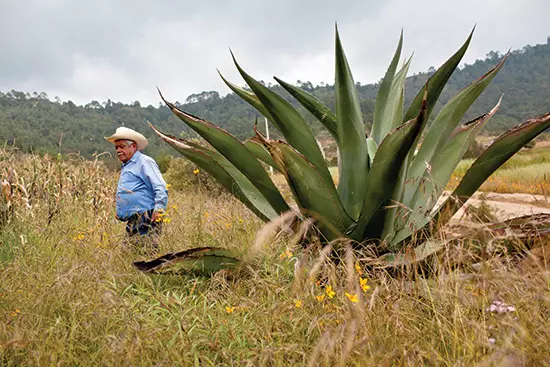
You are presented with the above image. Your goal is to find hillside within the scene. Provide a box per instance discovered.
[1,39,549,161]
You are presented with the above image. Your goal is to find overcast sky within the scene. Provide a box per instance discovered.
[1,0,549,106]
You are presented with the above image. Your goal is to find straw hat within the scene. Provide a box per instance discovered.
[105,127,148,150]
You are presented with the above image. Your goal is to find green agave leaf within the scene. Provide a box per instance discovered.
[366,137,378,166]
[392,101,502,246]
[133,247,240,275]
[231,53,333,187]
[373,55,413,143]
[274,76,338,140]
[371,31,403,144]
[218,70,274,121]
[149,123,279,221]
[374,240,446,268]
[437,112,550,224]
[335,26,369,220]
[402,56,507,208]
[403,28,474,123]
[244,136,278,170]
[158,90,289,214]
[350,98,427,242]
[256,131,353,241]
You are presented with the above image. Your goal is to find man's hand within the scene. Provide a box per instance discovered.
[151,211,162,223]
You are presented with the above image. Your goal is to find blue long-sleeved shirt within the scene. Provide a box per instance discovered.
[116,151,168,221]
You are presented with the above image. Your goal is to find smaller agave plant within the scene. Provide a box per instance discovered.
[149,26,550,266]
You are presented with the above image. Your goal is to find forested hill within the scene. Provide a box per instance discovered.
[1,39,549,161]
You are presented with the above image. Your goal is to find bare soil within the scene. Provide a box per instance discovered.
[452,192,550,222]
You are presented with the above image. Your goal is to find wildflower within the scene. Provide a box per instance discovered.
[295,300,303,308]
[225,222,231,228]
[164,218,172,224]
[165,183,171,190]
[316,294,325,302]
[73,233,85,241]
[204,211,209,218]
[193,168,200,175]
[279,249,293,259]
[345,292,358,303]
[359,277,370,292]
[325,286,336,299]
[238,218,244,224]
[355,262,363,275]
[225,306,235,313]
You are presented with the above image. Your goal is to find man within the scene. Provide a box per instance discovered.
[105,127,168,251]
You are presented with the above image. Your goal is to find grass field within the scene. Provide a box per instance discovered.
[1,149,550,365]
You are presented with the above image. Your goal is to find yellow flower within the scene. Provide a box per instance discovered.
[279,249,293,259]
[225,306,235,313]
[193,168,200,175]
[325,286,336,299]
[238,218,244,224]
[164,218,172,224]
[204,211,209,218]
[359,277,370,292]
[316,294,325,302]
[355,262,363,275]
[295,300,303,308]
[165,183,171,190]
[73,233,85,241]
[345,292,358,303]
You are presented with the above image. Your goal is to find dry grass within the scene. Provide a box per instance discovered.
[1,149,550,365]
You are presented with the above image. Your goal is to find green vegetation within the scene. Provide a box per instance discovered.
[153,28,550,265]
[451,145,550,195]
[1,148,550,365]
[1,40,549,161]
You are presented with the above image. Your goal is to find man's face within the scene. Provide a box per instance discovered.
[114,140,137,163]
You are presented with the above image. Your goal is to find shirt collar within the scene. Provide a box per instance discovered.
[123,150,141,167]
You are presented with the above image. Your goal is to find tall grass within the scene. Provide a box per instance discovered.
[1,149,550,365]
[449,147,550,195]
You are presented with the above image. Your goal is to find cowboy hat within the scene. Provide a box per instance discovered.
[105,127,148,150]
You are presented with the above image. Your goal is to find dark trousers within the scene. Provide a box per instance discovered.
[125,210,162,253]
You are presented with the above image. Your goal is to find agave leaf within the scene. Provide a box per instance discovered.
[274,76,339,140]
[133,247,240,275]
[255,131,353,240]
[374,240,446,268]
[366,138,378,166]
[149,124,279,221]
[403,28,474,123]
[218,70,274,121]
[158,91,289,214]
[371,31,403,144]
[374,55,413,142]
[436,112,550,224]
[402,56,507,208]
[335,26,369,220]
[350,98,427,242]
[392,101,502,246]
[244,136,278,170]
[231,53,333,187]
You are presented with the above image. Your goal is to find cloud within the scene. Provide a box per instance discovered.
[0,0,548,105]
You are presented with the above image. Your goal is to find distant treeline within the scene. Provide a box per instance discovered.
[1,39,549,163]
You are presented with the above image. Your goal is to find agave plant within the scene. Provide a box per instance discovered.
[149,27,550,265]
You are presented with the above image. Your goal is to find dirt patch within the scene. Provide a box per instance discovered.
[452,192,550,223]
